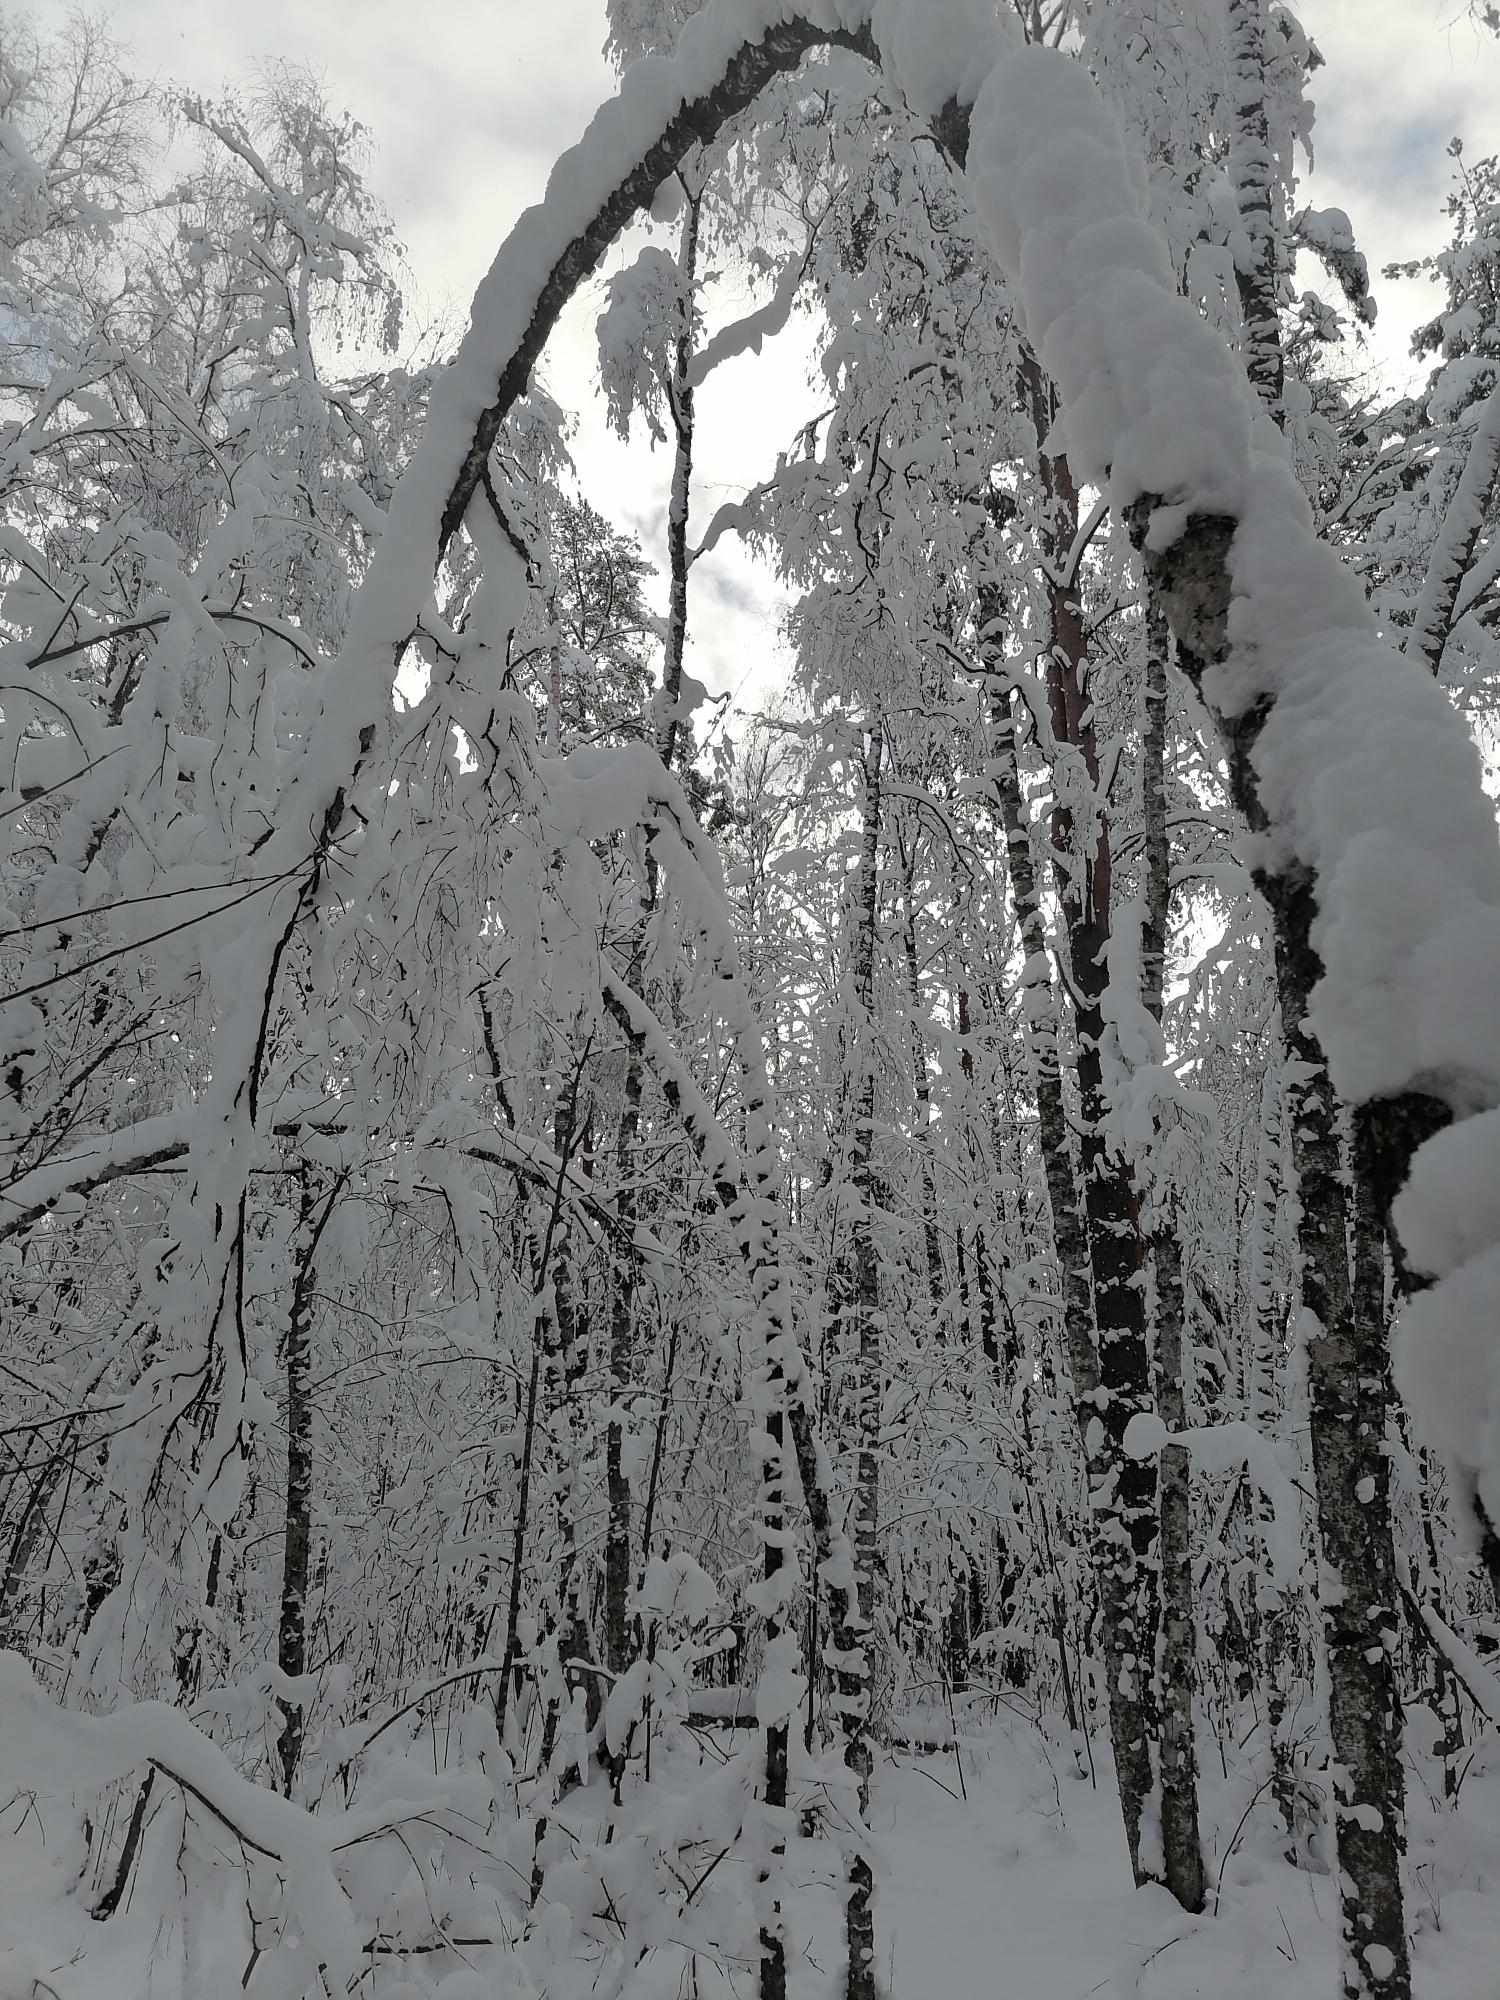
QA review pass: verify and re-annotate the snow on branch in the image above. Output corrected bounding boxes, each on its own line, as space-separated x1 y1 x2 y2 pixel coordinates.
0 1112 189 1243
1123 1414 1300 1590
685 237 812 387
433 7 879 556
1407 381 1500 678
0 1651 370 1984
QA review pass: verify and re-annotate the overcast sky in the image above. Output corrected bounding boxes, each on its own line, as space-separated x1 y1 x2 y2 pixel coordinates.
90 0 1500 717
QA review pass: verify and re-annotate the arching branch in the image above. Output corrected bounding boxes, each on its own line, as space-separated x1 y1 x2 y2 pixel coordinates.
435 15 878 556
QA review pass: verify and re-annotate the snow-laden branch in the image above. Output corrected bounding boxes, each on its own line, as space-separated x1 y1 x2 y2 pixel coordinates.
260 5 876 877
1407 381 1500 678
0 1113 189 1243
958 44 1499 1106
0 1107 646 1252
685 239 810 388
689 486 773 565
1415 1598 1500 1728
0 1651 370 1983
355 0 1500 1143
1123 1413 1300 1591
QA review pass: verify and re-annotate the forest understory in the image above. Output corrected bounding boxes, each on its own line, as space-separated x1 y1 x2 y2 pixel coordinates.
8 1704 1500 2000
8 1707 1500 1997
4 3 1500 1998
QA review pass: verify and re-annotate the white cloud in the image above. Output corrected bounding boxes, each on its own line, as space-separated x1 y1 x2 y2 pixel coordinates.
1297 0 1500 373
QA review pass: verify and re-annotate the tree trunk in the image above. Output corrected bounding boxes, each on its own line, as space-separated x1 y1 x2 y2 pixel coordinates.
497 1135 582 1748
603 1051 641 1683
1006 361 1164 1887
603 181 703 1686
275 1167 340 1796
1245 1062 1299 1836
759 1377 790 2000
986 638 1164 1884
1139 601 1206 1913
1228 0 1285 420
842 719 883 2000
659 181 702 775
955 987 1009 1377
1163 41 1414 1976
540 1096 600 1781
898 822 945 1322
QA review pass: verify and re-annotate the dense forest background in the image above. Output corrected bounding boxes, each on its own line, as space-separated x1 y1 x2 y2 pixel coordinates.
2 5 1500 1999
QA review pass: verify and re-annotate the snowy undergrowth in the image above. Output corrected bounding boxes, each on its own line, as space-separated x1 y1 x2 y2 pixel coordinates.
5 1693 1500 1999
825 1709 1500 2000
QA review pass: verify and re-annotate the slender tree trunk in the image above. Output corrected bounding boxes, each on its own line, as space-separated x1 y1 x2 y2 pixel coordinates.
1245 1062 1299 1835
1228 0 1285 421
987 645 1169 1880
659 182 702 776
1002 363 1164 1886
603 182 703 1687
603 1052 641 1683
842 720 883 2000
1220 41 1413 1980
759 1373 790 2000
983 661 1099 1418
1140 603 1206 1913
540 1097 600 1780
497 1131 583 1747
275 1166 341 1796
955 987 1007 1376
898 825 945 1321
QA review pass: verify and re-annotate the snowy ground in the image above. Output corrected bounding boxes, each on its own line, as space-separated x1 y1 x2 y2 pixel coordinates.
795 1706 1500 2000
5 1705 1500 1998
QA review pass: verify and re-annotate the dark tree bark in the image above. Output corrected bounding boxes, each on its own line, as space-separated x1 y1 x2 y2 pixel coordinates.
1136 517 1412 1998
1228 0 1286 421
897 821 945 1322
275 1166 342 1796
983 580 1166 1886
496 1126 584 1748
1244 1065 1299 1837
1134 23 1414 1960
841 719 884 2000
1140 600 1206 1914
954 985 1009 1377
539 1096 601 1781
603 1045 641 1684
659 179 702 775
1009 360 1165 1890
